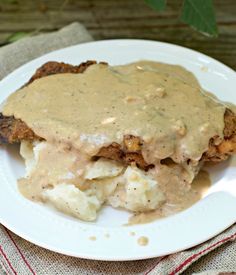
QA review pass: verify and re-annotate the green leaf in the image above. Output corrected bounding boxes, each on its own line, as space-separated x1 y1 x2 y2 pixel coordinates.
6 32 30 43
145 0 166 11
181 0 218 37
0 0 18 4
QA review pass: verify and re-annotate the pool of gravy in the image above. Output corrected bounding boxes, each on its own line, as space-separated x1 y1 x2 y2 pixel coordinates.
128 170 211 225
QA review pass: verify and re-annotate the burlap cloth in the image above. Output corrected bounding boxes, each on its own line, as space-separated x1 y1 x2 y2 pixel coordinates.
0 22 235 275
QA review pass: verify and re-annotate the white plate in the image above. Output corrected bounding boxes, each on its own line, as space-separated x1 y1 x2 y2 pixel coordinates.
0 39 236 261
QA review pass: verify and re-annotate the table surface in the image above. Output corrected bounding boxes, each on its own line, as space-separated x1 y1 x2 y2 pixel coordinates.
0 0 235 70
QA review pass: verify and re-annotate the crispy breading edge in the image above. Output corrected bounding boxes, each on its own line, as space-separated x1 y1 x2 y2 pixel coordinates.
202 108 236 162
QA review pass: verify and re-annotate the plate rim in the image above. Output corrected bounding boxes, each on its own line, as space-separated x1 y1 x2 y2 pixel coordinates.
0 39 236 261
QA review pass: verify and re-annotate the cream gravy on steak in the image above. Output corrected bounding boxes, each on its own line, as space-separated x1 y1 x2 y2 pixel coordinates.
2 61 226 221
3 61 226 162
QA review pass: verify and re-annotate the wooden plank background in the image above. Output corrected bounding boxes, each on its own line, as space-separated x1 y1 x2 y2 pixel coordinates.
0 0 235 69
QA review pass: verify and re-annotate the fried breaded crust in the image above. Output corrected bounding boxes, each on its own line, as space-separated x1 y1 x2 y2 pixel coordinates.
0 113 41 144
27 60 97 85
202 108 236 162
0 61 235 169
96 136 154 170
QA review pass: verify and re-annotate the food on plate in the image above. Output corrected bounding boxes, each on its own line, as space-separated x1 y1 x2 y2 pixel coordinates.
0 60 235 222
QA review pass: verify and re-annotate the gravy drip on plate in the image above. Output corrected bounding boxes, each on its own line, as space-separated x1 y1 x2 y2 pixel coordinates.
128 170 211 225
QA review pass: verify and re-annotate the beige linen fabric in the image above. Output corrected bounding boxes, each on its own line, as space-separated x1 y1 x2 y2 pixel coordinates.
0 225 154 275
150 225 236 275
0 224 236 275
0 22 235 275
0 22 93 80
185 240 236 274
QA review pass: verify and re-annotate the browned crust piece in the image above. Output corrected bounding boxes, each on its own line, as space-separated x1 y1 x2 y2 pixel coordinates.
96 136 154 170
27 60 97 85
0 61 235 170
0 113 42 144
203 108 236 162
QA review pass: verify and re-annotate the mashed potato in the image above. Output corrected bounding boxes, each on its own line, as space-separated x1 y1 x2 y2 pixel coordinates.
108 166 165 212
19 141 166 221
42 184 100 221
